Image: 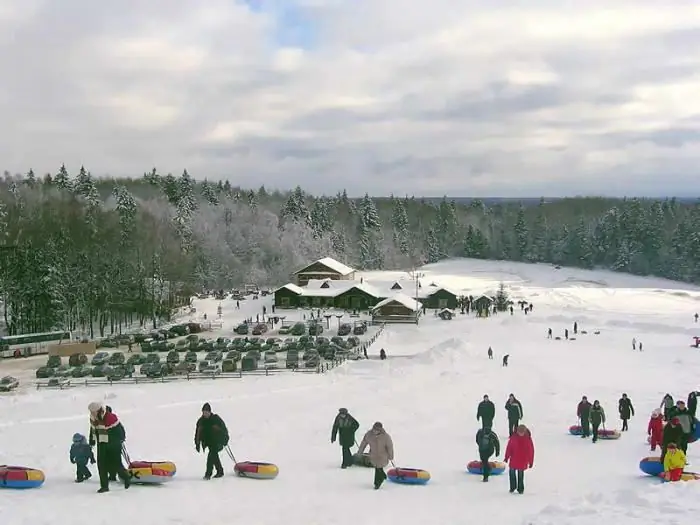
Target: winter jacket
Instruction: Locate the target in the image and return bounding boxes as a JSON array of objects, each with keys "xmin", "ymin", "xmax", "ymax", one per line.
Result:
[
  {"xmin": 90, "ymin": 411, "xmax": 125, "ymax": 450},
  {"xmin": 477, "ymin": 400, "xmax": 495, "ymax": 424},
  {"xmin": 590, "ymin": 406, "xmax": 605, "ymax": 426},
  {"xmin": 195, "ymin": 413, "xmax": 229, "ymax": 451},
  {"xmin": 476, "ymin": 428, "xmax": 500, "ymax": 457},
  {"xmin": 358, "ymin": 429, "xmax": 394, "ymax": 468},
  {"xmin": 618, "ymin": 397, "xmax": 634, "ymax": 420},
  {"xmin": 662, "ymin": 423, "xmax": 685, "ymax": 448},
  {"xmin": 688, "ymin": 392, "xmax": 699, "ymax": 416},
  {"xmin": 648, "ymin": 415, "xmax": 664, "ymax": 442},
  {"xmin": 70, "ymin": 436, "xmax": 95, "ymax": 465},
  {"xmin": 505, "ymin": 400, "xmax": 523, "ymax": 421},
  {"xmin": 577, "ymin": 401, "xmax": 592, "ymax": 420},
  {"xmin": 504, "ymin": 429, "xmax": 534, "ymax": 471},
  {"xmin": 663, "ymin": 448, "xmax": 686, "ymax": 471},
  {"xmin": 668, "ymin": 408, "xmax": 694, "ymax": 435},
  {"xmin": 331, "ymin": 413, "xmax": 359, "ymax": 448}
]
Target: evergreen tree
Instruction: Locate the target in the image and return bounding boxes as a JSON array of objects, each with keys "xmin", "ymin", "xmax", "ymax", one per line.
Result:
[
  {"xmin": 494, "ymin": 282, "xmax": 510, "ymax": 311},
  {"xmin": 357, "ymin": 194, "xmax": 383, "ymax": 269},
  {"xmin": 54, "ymin": 164, "xmax": 71, "ymax": 190},
  {"xmin": 201, "ymin": 179, "xmax": 219, "ymax": 206},
  {"xmin": 514, "ymin": 205, "xmax": 529, "ymax": 260},
  {"xmin": 391, "ymin": 198, "xmax": 410, "ymax": 256}
]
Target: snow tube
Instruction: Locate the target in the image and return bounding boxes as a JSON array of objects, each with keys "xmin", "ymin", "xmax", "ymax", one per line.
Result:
[
  {"xmin": 0, "ymin": 466, "xmax": 45, "ymax": 489},
  {"xmin": 689, "ymin": 420, "xmax": 700, "ymax": 444},
  {"xmin": 639, "ymin": 457, "xmax": 663, "ymax": 476},
  {"xmin": 466, "ymin": 460, "xmax": 506, "ymax": 475},
  {"xmin": 234, "ymin": 461, "xmax": 279, "ymax": 480},
  {"xmin": 568, "ymin": 425, "xmax": 621, "ymax": 439},
  {"xmin": 659, "ymin": 471, "xmax": 700, "ymax": 482},
  {"xmin": 387, "ymin": 467, "xmax": 430, "ymax": 485},
  {"xmin": 352, "ymin": 453, "xmax": 372, "ymax": 468},
  {"xmin": 128, "ymin": 461, "xmax": 176, "ymax": 484}
]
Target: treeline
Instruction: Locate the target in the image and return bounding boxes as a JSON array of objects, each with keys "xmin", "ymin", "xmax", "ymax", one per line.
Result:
[{"xmin": 0, "ymin": 167, "xmax": 698, "ymax": 336}]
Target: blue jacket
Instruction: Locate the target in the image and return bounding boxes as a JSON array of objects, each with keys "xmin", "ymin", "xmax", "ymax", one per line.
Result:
[{"xmin": 70, "ymin": 435, "xmax": 95, "ymax": 465}]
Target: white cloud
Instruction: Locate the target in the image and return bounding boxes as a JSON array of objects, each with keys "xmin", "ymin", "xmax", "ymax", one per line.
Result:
[{"xmin": 1, "ymin": 0, "xmax": 699, "ymax": 196}]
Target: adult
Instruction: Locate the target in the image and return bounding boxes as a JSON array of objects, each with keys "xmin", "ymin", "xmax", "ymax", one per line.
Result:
[
  {"xmin": 661, "ymin": 417, "xmax": 685, "ymax": 462},
  {"xmin": 577, "ymin": 396, "xmax": 592, "ymax": 438},
  {"xmin": 330, "ymin": 408, "xmax": 360, "ymax": 469},
  {"xmin": 661, "ymin": 394, "xmax": 674, "ymax": 421},
  {"xmin": 477, "ymin": 395, "xmax": 496, "ymax": 430},
  {"xmin": 504, "ymin": 424, "xmax": 534, "ymax": 494},
  {"xmin": 687, "ymin": 391, "xmax": 700, "ymax": 418},
  {"xmin": 104, "ymin": 405, "xmax": 127, "ymax": 482},
  {"xmin": 194, "ymin": 402, "xmax": 229, "ymax": 480},
  {"xmin": 505, "ymin": 394, "xmax": 523, "ymax": 436},
  {"xmin": 88, "ymin": 402, "xmax": 131, "ymax": 493},
  {"xmin": 475, "ymin": 425, "xmax": 500, "ymax": 482},
  {"xmin": 358, "ymin": 422, "xmax": 394, "ymax": 490},
  {"xmin": 589, "ymin": 400, "xmax": 606, "ymax": 443},
  {"xmin": 668, "ymin": 400, "xmax": 694, "ymax": 453},
  {"xmin": 618, "ymin": 393, "xmax": 635, "ymax": 432}
]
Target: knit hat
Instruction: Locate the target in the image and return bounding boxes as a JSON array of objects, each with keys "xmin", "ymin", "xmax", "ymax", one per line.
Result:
[
  {"xmin": 672, "ymin": 417, "xmax": 680, "ymax": 424},
  {"xmin": 88, "ymin": 402, "xmax": 103, "ymax": 416},
  {"xmin": 338, "ymin": 408, "xmax": 348, "ymax": 414},
  {"xmin": 72, "ymin": 433, "xmax": 85, "ymax": 443},
  {"xmin": 652, "ymin": 408, "xmax": 661, "ymax": 417},
  {"xmin": 372, "ymin": 421, "xmax": 383, "ymax": 430},
  {"xmin": 202, "ymin": 402, "xmax": 212, "ymax": 412},
  {"xmin": 668, "ymin": 442, "xmax": 677, "ymax": 449}
]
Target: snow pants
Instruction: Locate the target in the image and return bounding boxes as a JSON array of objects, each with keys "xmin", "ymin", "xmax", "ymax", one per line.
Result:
[
  {"xmin": 97, "ymin": 445, "xmax": 130, "ymax": 490},
  {"xmin": 667, "ymin": 468, "xmax": 683, "ymax": 481},
  {"xmin": 591, "ymin": 423, "xmax": 601, "ymax": 442},
  {"xmin": 580, "ymin": 418, "xmax": 590, "ymax": 437},
  {"xmin": 479, "ymin": 451, "xmax": 493, "ymax": 480},
  {"xmin": 509, "ymin": 468, "xmax": 524, "ymax": 493},
  {"xmin": 341, "ymin": 445, "xmax": 353, "ymax": 468},
  {"xmin": 205, "ymin": 446, "xmax": 224, "ymax": 477},
  {"xmin": 508, "ymin": 418, "xmax": 519, "ymax": 437},
  {"xmin": 373, "ymin": 467, "xmax": 386, "ymax": 489}
]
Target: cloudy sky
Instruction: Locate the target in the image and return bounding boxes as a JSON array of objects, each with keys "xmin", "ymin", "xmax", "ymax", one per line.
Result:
[{"xmin": 1, "ymin": 0, "xmax": 700, "ymax": 197}]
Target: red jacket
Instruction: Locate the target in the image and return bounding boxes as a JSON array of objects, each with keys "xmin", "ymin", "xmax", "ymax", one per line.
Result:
[
  {"xmin": 648, "ymin": 416, "xmax": 663, "ymax": 438},
  {"xmin": 505, "ymin": 431, "xmax": 535, "ymax": 470}
]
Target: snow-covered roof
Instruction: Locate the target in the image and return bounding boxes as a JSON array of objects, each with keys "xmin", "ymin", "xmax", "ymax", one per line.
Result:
[
  {"xmin": 276, "ymin": 278, "xmax": 458, "ymax": 301},
  {"xmin": 372, "ymin": 294, "xmax": 422, "ymax": 312},
  {"xmin": 294, "ymin": 257, "xmax": 355, "ymax": 276},
  {"xmin": 274, "ymin": 283, "xmax": 304, "ymax": 295}
]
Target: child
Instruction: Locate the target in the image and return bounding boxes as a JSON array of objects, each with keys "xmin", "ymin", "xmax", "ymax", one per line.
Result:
[
  {"xmin": 70, "ymin": 433, "xmax": 95, "ymax": 482},
  {"xmin": 648, "ymin": 408, "xmax": 664, "ymax": 452},
  {"xmin": 662, "ymin": 442, "xmax": 686, "ymax": 481}
]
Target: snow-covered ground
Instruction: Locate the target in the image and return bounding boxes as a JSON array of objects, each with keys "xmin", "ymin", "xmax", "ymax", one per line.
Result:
[{"xmin": 2, "ymin": 258, "xmax": 700, "ymax": 525}]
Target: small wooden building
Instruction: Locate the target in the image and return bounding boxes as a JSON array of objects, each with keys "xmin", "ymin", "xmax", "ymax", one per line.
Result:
[
  {"xmin": 371, "ymin": 294, "xmax": 422, "ymax": 324},
  {"xmin": 274, "ymin": 283, "xmax": 304, "ymax": 308},
  {"xmin": 438, "ymin": 308, "xmax": 453, "ymax": 320},
  {"xmin": 334, "ymin": 284, "xmax": 381, "ymax": 310},
  {"xmin": 473, "ymin": 295, "xmax": 493, "ymax": 317},
  {"xmin": 293, "ymin": 257, "xmax": 356, "ymax": 286},
  {"xmin": 420, "ymin": 287, "xmax": 459, "ymax": 309}
]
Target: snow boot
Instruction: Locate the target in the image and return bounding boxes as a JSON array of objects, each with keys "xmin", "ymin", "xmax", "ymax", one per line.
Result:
[
  {"xmin": 97, "ymin": 487, "xmax": 109, "ymax": 493},
  {"xmin": 213, "ymin": 472, "xmax": 224, "ymax": 478}
]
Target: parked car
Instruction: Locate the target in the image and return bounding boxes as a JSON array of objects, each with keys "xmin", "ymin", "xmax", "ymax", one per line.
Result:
[
  {"xmin": 145, "ymin": 353, "xmax": 161, "ymax": 364},
  {"xmin": 166, "ymin": 350, "xmax": 180, "ymax": 364},
  {"xmin": 35, "ymin": 366, "xmax": 55, "ymax": 379},
  {"xmin": 47, "ymin": 377, "xmax": 70, "ymax": 388},
  {"xmin": 240, "ymin": 356, "xmax": 257, "ymax": 372},
  {"xmin": 185, "ymin": 351, "xmax": 198, "ymax": 363},
  {"xmin": 264, "ymin": 351, "xmax": 277, "ymax": 364},
  {"xmin": 175, "ymin": 339, "xmax": 189, "ymax": 351},
  {"xmin": 290, "ymin": 323, "xmax": 306, "ymax": 336},
  {"xmin": 71, "ymin": 366, "xmax": 92, "ymax": 378},
  {"xmin": 252, "ymin": 323, "xmax": 268, "ymax": 336},
  {"xmin": 337, "ymin": 323, "xmax": 352, "ymax": 336},
  {"xmin": 91, "ymin": 352, "xmax": 109, "ymax": 366},
  {"xmin": 198, "ymin": 360, "xmax": 212, "ymax": 372},
  {"xmin": 46, "ymin": 355, "xmax": 61, "ymax": 368},
  {"xmin": 0, "ymin": 376, "xmax": 19, "ymax": 391},
  {"xmin": 245, "ymin": 349, "xmax": 260, "ymax": 361},
  {"xmin": 55, "ymin": 365, "xmax": 73, "ymax": 377},
  {"xmin": 278, "ymin": 325, "xmax": 292, "ymax": 335},
  {"xmin": 173, "ymin": 361, "xmax": 196, "ymax": 374},
  {"xmin": 107, "ymin": 367, "xmax": 126, "ymax": 381},
  {"xmin": 353, "ymin": 323, "xmax": 367, "ymax": 335},
  {"xmin": 108, "ymin": 352, "xmax": 125, "ymax": 366},
  {"xmin": 225, "ymin": 350, "xmax": 241, "ymax": 362},
  {"xmin": 146, "ymin": 363, "xmax": 169, "ymax": 378},
  {"xmin": 347, "ymin": 336, "xmax": 360, "ymax": 347},
  {"xmin": 221, "ymin": 359, "xmax": 237, "ymax": 373},
  {"xmin": 68, "ymin": 353, "xmax": 88, "ymax": 367},
  {"xmin": 302, "ymin": 350, "xmax": 320, "ymax": 367},
  {"xmin": 91, "ymin": 365, "xmax": 108, "ymax": 377},
  {"xmin": 205, "ymin": 350, "xmax": 223, "ymax": 362},
  {"xmin": 309, "ymin": 323, "xmax": 324, "ymax": 336},
  {"xmin": 285, "ymin": 350, "xmax": 299, "ymax": 369},
  {"xmin": 234, "ymin": 323, "xmax": 249, "ymax": 335},
  {"xmin": 126, "ymin": 354, "xmax": 145, "ymax": 366}
]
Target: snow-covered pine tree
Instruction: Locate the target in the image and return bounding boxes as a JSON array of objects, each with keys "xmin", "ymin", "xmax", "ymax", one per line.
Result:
[
  {"xmin": 54, "ymin": 164, "xmax": 71, "ymax": 190},
  {"xmin": 201, "ymin": 179, "xmax": 219, "ymax": 206},
  {"xmin": 513, "ymin": 205, "xmax": 529, "ymax": 261},
  {"xmin": 391, "ymin": 197, "xmax": 410, "ymax": 256},
  {"xmin": 425, "ymin": 228, "xmax": 442, "ymax": 263},
  {"xmin": 143, "ymin": 168, "xmax": 160, "ymax": 186},
  {"xmin": 529, "ymin": 199, "xmax": 549, "ymax": 261},
  {"xmin": 161, "ymin": 173, "xmax": 180, "ymax": 203},
  {"xmin": 310, "ymin": 197, "xmax": 332, "ymax": 239},
  {"xmin": 281, "ymin": 186, "xmax": 309, "ymax": 227},
  {"xmin": 357, "ymin": 194, "xmax": 383, "ymax": 269},
  {"xmin": 24, "ymin": 169, "xmax": 36, "ymax": 187},
  {"xmin": 112, "ymin": 185, "xmax": 138, "ymax": 247},
  {"xmin": 494, "ymin": 282, "xmax": 510, "ymax": 311},
  {"xmin": 247, "ymin": 190, "xmax": 258, "ymax": 210}
]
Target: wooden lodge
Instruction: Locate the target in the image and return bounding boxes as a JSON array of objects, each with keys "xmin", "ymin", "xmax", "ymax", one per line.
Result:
[
  {"xmin": 371, "ymin": 294, "xmax": 422, "ymax": 324},
  {"xmin": 293, "ymin": 257, "xmax": 356, "ymax": 286}
]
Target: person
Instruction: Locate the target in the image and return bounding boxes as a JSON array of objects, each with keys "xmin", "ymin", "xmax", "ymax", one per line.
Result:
[
  {"xmin": 88, "ymin": 402, "xmax": 131, "ymax": 493},
  {"xmin": 358, "ymin": 422, "xmax": 394, "ymax": 490},
  {"xmin": 194, "ymin": 402, "xmax": 229, "ymax": 480},
  {"xmin": 505, "ymin": 394, "xmax": 523, "ymax": 436},
  {"xmin": 70, "ymin": 433, "xmax": 95, "ymax": 483},
  {"xmin": 661, "ymin": 417, "xmax": 684, "ymax": 463},
  {"xmin": 647, "ymin": 409, "xmax": 664, "ymax": 452},
  {"xmin": 662, "ymin": 443, "xmax": 686, "ymax": 482},
  {"xmin": 475, "ymin": 425, "xmax": 500, "ymax": 482},
  {"xmin": 687, "ymin": 390, "xmax": 700, "ymax": 418},
  {"xmin": 577, "ymin": 396, "xmax": 592, "ymax": 438},
  {"xmin": 331, "ymin": 408, "xmax": 360, "ymax": 469},
  {"xmin": 504, "ymin": 424, "xmax": 534, "ymax": 494},
  {"xmin": 379, "ymin": 349, "xmax": 387, "ymax": 360},
  {"xmin": 618, "ymin": 393, "xmax": 634, "ymax": 431},
  {"xmin": 632, "ymin": 337, "xmax": 636, "ymax": 350},
  {"xmin": 104, "ymin": 405, "xmax": 127, "ymax": 482},
  {"xmin": 477, "ymin": 395, "xmax": 495, "ymax": 429},
  {"xmin": 487, "ymin": 347, "xmax": 493, "ymax": 359},
  {"xmin": 661, "ymin": 394, "xmax": 674, "ymax": 421},
  {"xmin": 589, "ymin": 400, "xmax": 606, "ymax": 443},
  {"xmin": 667, "ymin": 400, "xmax": 694, "ymax": 453},
  {"xmin": 502, "ymin": 354, "xmax": 509, "ymax": 367}
]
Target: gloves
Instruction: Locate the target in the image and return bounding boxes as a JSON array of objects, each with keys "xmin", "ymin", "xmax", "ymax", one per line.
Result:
[
  {"xmin": 528, "ymin": 464, "xmax": 533, "ymax": 469},
  {"xmin": 195, "ymin": 444, "xmax": 200, "ymax": 453}
]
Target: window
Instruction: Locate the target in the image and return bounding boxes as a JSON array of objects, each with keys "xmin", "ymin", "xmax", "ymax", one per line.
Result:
[
  {"xmin": 281, "ymin": 297, "xmax": 290, "ymax": 307},
  {"xmin": 438, "ymin": 299, "xmax": 448, "ymax": 308}
]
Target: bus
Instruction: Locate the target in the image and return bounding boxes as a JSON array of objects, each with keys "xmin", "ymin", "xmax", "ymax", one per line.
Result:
[{"xmin": 0, "ymin": 331, "xmax": 72, "ymax": 358}]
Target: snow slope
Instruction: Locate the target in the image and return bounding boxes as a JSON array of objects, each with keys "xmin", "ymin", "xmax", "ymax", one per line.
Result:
[{"xmin": 2, "ymin": 258, "xmax": 700, "ymax": 525}]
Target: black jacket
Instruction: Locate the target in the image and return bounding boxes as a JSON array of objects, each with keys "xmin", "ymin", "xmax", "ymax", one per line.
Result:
[
  {"xmin": 662, "ymin": 423, "xmax": 685, "ymax": 447},
  {"xmin": 688, "ymin": 392, "xmax": 699, "ymax": 416},
  {"xmin": 195, "ymin": 414, "xmax": 229, "ymax": 451},
  {"xmin": 331, "ymin": 414, "xmax": 359, "ymax": 447},
  {"xmin": 477, "ymin": 400, "xmax": 495, "ymax": 423},
  {"xmin": 618, "ymin": 397, "xmax": 634, "ymax": 420},
  {"xmin": 475, "ymin": 428, "xmax": 500, "ymax": 457},
  {"xmin": 590, "ymin": 406, "xmax": 606, "ymax": 426},
  {"xmin": 505, "ymin": 400, "xmax": 523, "ymax": 421}
]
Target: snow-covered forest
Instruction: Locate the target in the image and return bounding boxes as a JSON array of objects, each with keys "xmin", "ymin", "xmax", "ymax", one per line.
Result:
[{"xmin": 0, "ymin": 166, "xmax": 698, "ymax": 336}]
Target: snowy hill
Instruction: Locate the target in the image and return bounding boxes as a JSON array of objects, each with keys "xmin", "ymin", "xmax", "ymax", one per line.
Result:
[{"xmin": 2, "ymin": 258, "xmax": 700, "ymax": 524}]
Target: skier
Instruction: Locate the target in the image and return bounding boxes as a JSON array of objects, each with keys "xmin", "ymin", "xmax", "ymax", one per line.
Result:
[
  {"xmin": 88, "ymin": 402, "xmax": 131, "ymax": 493},
  {"xmin": 647, "ymin": 409, "xmax": 664, "ymax": 452},
  {"xmin": 358, "ymin": 422, "xmax": 394, "ymax": 490},
  {"xmin": 505, "ymin": 394, "xmax": 523, "ymax": 436},
  {"xmin": 487, "ymin": 347, "xmax": 493, "ymax": 359},
  {"xmin": 194, "ymin": 402, "xmax": 229, "ymax": 480},
  {"xmin": 577, "ymin": 396, "xmax": 592, "ymax": 438},
  {"xmin": 502, "ymin": 354, "xmax": 509, "ymax": 367},
  {"xmin": 589, "ymin": 400, "xmax": 606, "ymax": 443},
  {"xmin": 687, "ymin": 390, "xmax": 700, "ymax": 418},
  {"xmin": 330, "ymin": 408, "xmax": 360, "ymax": 469},
  {"xmin": 477, "ymin": 395, "xmax": 496, "ymax": 429},
  {"xmin": 475, "ymin": 425, "xmax": 500, "ymax": 482},
  {"xmin": 618, "ymin": 393, "xmax": 634, "ymax": 431},
  {"xmin": 504, "ymin": 424, "xmax": 534, "ymax": 494},
  {"xmin": 661, "ymin": 394, "xmax": 675, "ymax": 421}
]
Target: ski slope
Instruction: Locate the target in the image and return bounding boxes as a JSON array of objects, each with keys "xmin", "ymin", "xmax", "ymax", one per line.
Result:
[{"xmin": 2, "ymin": 258, "xmax": 700, "ymax": 525}]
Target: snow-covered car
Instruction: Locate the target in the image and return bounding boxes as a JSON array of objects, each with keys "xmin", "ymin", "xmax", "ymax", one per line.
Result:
[{"xmin": 0, "ymin": 376, "xmax": 19, "ymax": 391}]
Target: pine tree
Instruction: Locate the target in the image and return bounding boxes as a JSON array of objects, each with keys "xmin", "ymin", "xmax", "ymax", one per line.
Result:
[
  {"xmin": 112, "ymin": 186, "xmax": 138, "ymax": 247},
  {"xmin": 391, "ymin": 198, "xmax": 410, "ymax": 256},
  {"xmin": 426, "ymin": 228, "xmax": 442, "ymax": 263},
  {"xmin": 357, "ymin": 194, "xmax": 383, "ymax": 269},
  {"xmin": 25, "ymin": 169, "xmax": 36, "ymax": 187},
  {"xmin": 494, "ymin": 282, "xmax": 510, "ymax": 311},
  {"xmin": 247, "ymin": 190, "xmax": 258, "ymax": 210},
  {"xmin": 514, "ymin": 205, "xmax": 528, "ymax": 260},
  {"xmin": 201, "ymin": 179, "xmax": 219, "ymax": 206},
  {"xmin": 54, "ymin": 164, "xmax": 71, "ymax": 190},
  {"xmin": 310, "ymin": 198, "xmax": 332, "ymax": 239}
]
